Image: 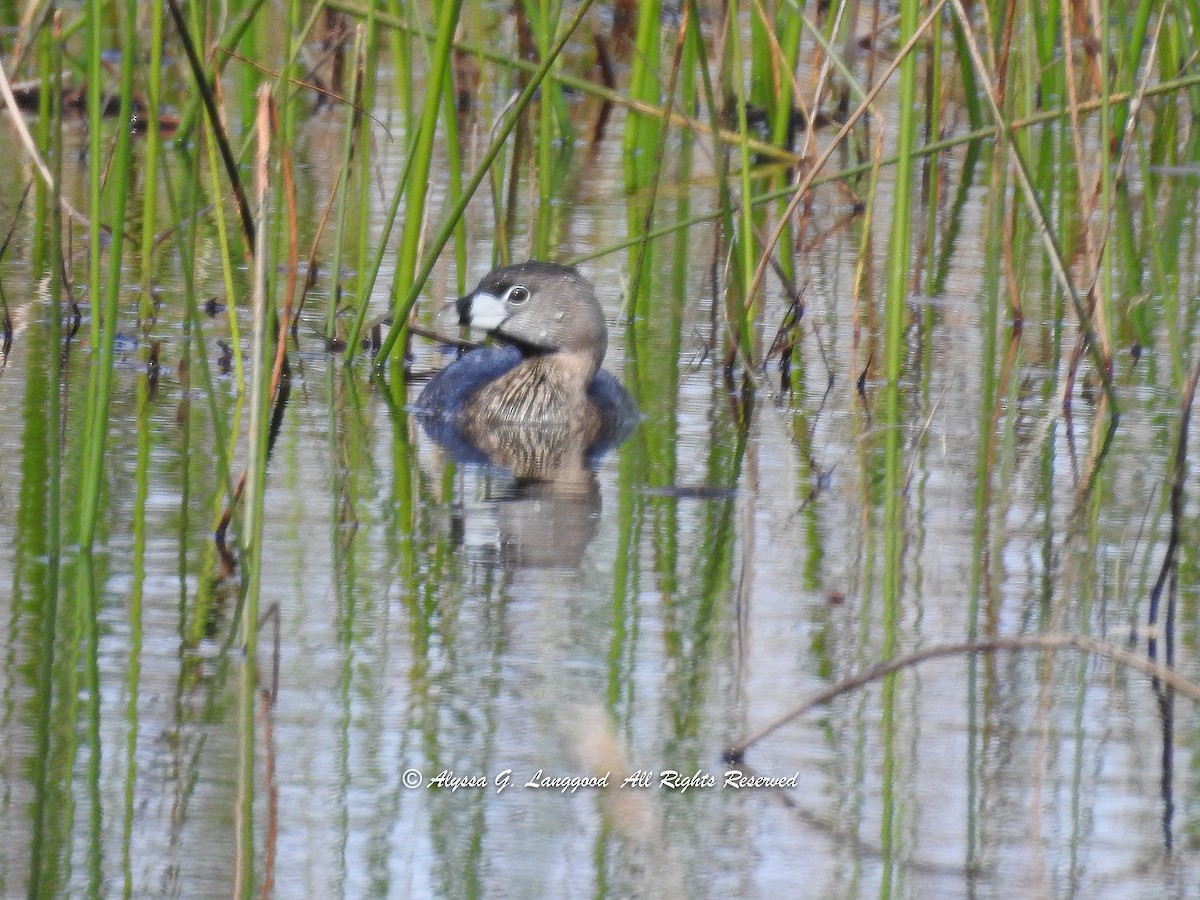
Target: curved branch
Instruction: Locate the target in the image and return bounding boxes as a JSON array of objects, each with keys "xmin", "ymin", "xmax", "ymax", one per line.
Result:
[{"xmin": 726, "ymin": 634, "xmax": 1200, "ymax": 762}]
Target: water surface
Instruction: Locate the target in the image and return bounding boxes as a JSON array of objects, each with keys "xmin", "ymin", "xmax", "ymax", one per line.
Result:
[{"xmin": 2, "ymin": 27, "xmax": 1200, "ymax": 900}]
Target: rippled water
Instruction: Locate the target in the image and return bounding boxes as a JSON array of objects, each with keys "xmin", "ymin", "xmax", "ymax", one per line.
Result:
[{"xmin": 3, "ymin": 42, "xmax": 1200, "ymax": 900}]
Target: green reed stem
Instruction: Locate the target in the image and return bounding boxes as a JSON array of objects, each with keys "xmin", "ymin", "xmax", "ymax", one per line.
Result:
[
  {"xmin": 1078, "ymin": 7, "xmax": 1164, "ymax": 351},
  {"xmin": 80, "ymin": 550, "xmax": 103, "ymax": 897},
  {"xmin": 159, "ymin": 153, "xmax": 238, "ymax": 506},
  {"xmin": 385, "ymin": 0, "xmax": 463, "ymax": 377},
  {"xmin": 529, "ymin": 0, "xmax": 552, "ymax": 256},
  {"xmin": 949, "ymin": 7, "xmax": 983, "ymax": 129},
  {"xmin": 367, "ymin": 0, "xmax": 599, "ymax": 370},
  {"xmin": 31, "ymin": 12, "xmax": 52, "ymax": 268},
  {"xmin": 173, "ymin": 0, "xmax": 270, "ymax": 141},
  {"xmin": 235, "ymin": 87, "xmax": 275, "ymax": 900},
  {"xmin": 769, "ymin": 0, "xmax": 802, "ymax": 150},
  {"xmin": 138, "ymin": 0, "xmax": 165, "ymax": 313},
  {"xmin": 623, "ymin": 0, "xmax": 662, "ymax": 189},
  {"xmin": 681, "ymin": 0, "xmax": 736, "ymax": 300},
  {"xmin": 241, "ymin": 198, "xmax": 276, "ymax": 518},
  {"xmin": 481, "ymin": 0, "xmax": 510, "ymax": 262},
  {"xmin": 878, "ymin": 9, "xmax": 922, "ymax": 866},
  {"xmin": 1097, "ymin": 0, "xmax": 1114, "ymax": 352},
  {"xmin": 203, "ymin": 112, "xmax": 248, "ymax": 389},
  {"xmin": 47, "ymin": 0, "xmax": 64, "ymax": 629},
  {"xmin": 122, "ymin": 346, "xmax": 150, "ymax": 900},
  {"xmin": 270, "ymin": 0, "xmax": 302, "ymax": 334},
  {"xmin": 80, "ymin": 0, "xmax": 104, "ymax": 489},
  {"xmin": 77, "ymin": 0, "xmax": 138, "ymax": 549},
  {"xmin": 628, "ymin": 3, "xmax": 689, "ymax": 310},
  {"xmin": 1030, "ymin": 0, "xmax": 1059, "ymax": 100},
  {"xmin": 922, "ymin": 3, "xmax": 944, "ymax": 294},
  {"xmin": 342, "ymin": 125, "xmax": 421, "ymax": 359},
  {"xmin": 438, "ymin": 25, "xmax": 468, "ymax": 292},
  {"xmin": 749, "ymin": 0, "xmax": 771, "ymax": 111},
  {"xmin": 1117, "ymin": 0, "xmax": 1155, "ymax": 131},
  {"xmin": 729, "ymin": 0, "xmax": 757, "ymax": 365},
  {"xmin": 328, "ymin": 26, "xmax": 365, "ymax": 342},
  {"xmin": 883, "ymin": 0, "xmax": 920, "ymax": 388},
  {"xmin": 387, "ymin": 0, "xmax": 413, "ymax": 121},
  {"xmin": 275, "ymin": 1, "xmax": 330, "ymax": 98},
  {"xmin": 349, "ymin": 1, "xmax": 379, "ymax": 346},
  {"xmin": 28, "ymin": 20, "xmax": 65, "ymax": 895},
  {"xmin": 166, "ymin": 0, "xmax": 256, "ymax": 253}
]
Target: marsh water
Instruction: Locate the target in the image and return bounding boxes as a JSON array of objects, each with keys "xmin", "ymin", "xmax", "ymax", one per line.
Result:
[{"xmin": 3, "ymin": 11, "xmax": 1200, "ymax": 900}]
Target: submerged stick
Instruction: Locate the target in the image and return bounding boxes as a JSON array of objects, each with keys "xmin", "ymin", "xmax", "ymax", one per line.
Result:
[{"xmin": 727, "ymin": 634, "xmax": 1200, "ymax": 761}]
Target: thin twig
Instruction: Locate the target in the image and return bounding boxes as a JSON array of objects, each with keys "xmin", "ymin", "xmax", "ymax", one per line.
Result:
[
  {"xmin": 903, "ymin": 385, "xmax": 947, "ymax": 491},
  {"xmin": 292, "ymin": 167, "xmax": 343, "ymax": 332},
  {"xmin": 217, "ymin": 46, "xmax": 391, "ymax": 136}
]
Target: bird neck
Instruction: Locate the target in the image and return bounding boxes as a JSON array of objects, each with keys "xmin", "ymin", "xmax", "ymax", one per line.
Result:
[{"xmin": 505, "ymin": 340, "xmax": 601, "ymax": 383}]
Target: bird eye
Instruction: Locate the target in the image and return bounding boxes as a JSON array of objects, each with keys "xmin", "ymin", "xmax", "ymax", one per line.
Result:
[{"xmin": 506, "ymin": 285, "xmax": 530, "ymax": 305}]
